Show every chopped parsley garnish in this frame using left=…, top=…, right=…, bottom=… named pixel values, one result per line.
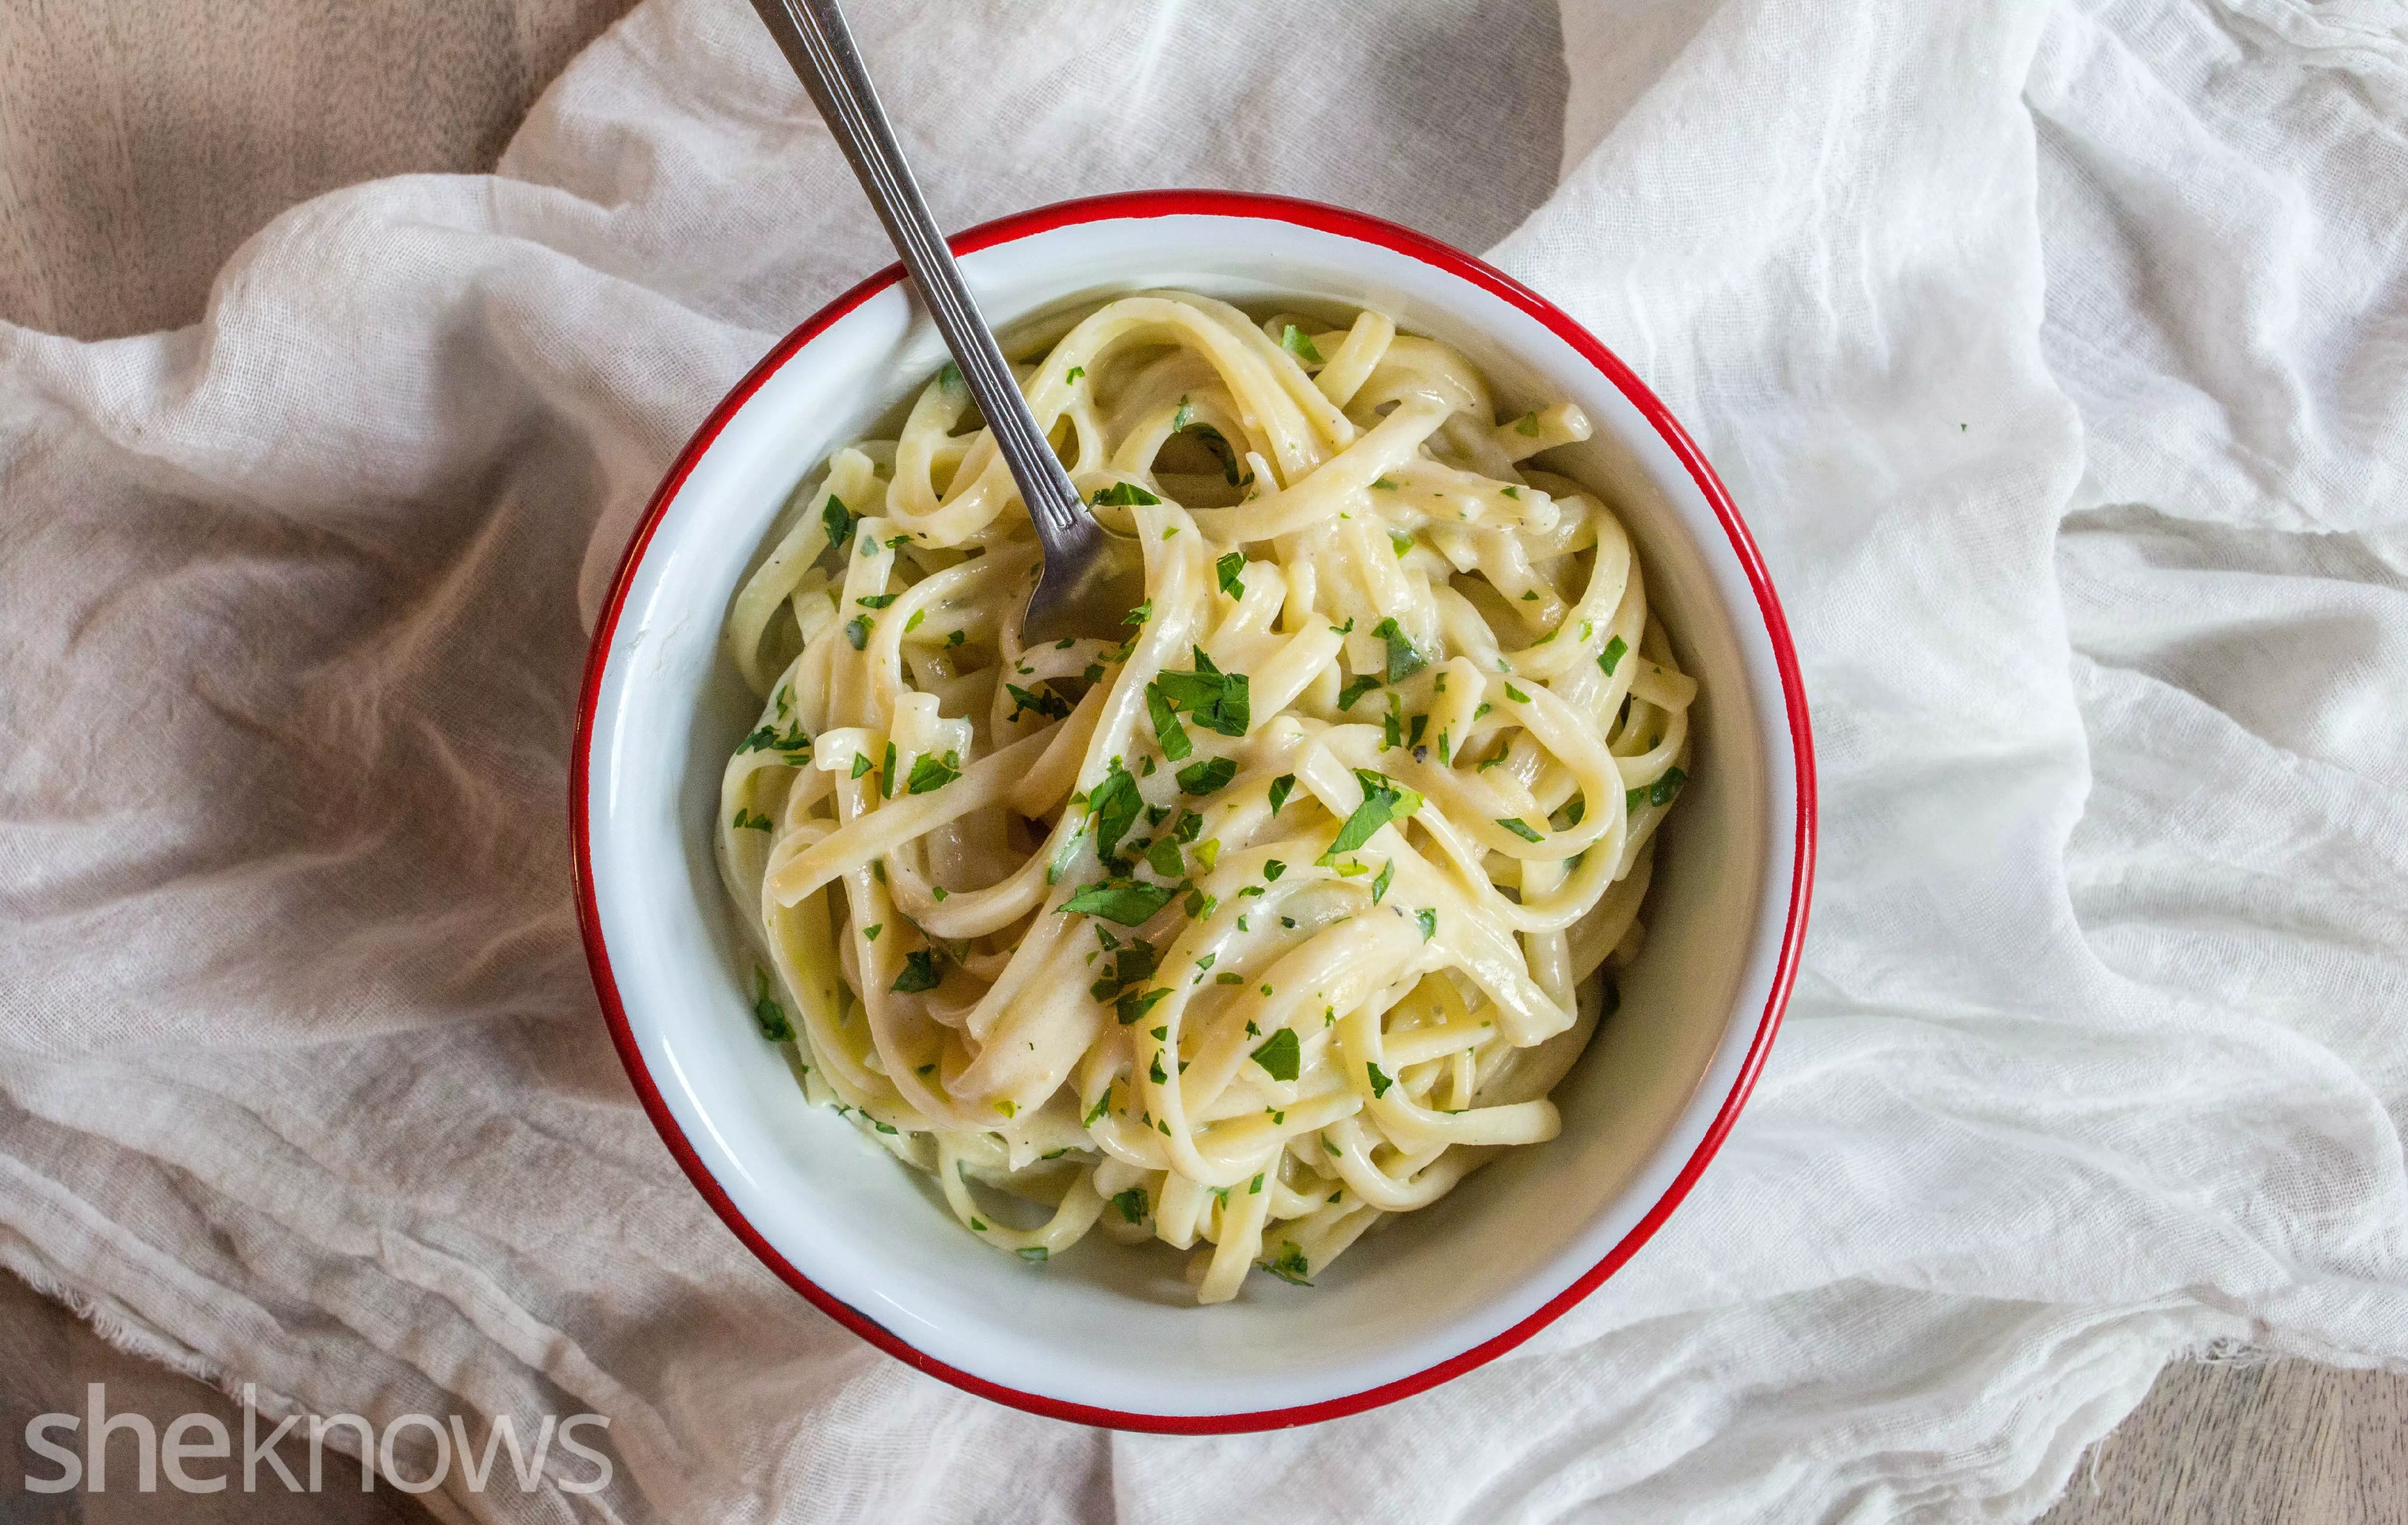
left=1599, top=635, right=1628, bottom=676
left=740, top=721, right=811, bottom=757
left=1415, top=908, right=1438, bottom=940
left=1148, top=1052, right=1168, bottom=1084
left=1321, top=768, right=1423, bottom=862
left=1117, top=986, right=1170, bottom=1025
left=1388, top=528, right=1414, bottom=559
left=1006, top=682, right=1073, bottom=723
left=1017, top=1246, right=1048, bottom=1263
left=1066, top=366, right=1086, bottom=383
left=1144, top=837, right=1185, bottom=879
left=1263, top=860, right=1286, bottom=882
left=864, top=924, right=883, bottom=940
left=1112, top=1187, right=1149, bottom=1224
left=1366, top=1062, right=1394, bottom=1099
left=1084, top=1090, right=1113, bottom=1126
left=1063, top=878, right=1180, bottom=926
left=904, top=608, right=925, bottom=634
left=1496, top=816, right=1544, bottom=842
left=1194, top=838, right=1220, bottom=871
left=1502, top=486, right=1522, bottom=500
left=1215, top=551, right=1246, bottom=600
left=1092, top=481, right=1161, bottom=507
left=1370, top=860, right=1394, bottom=904
left=850, top=753, right=873, bottom=780
left=1383, top=704, right=1402, bottom=750
left=1216, top=972, right=1244, bottom=986
left=1408, top=714, right=1428, bottom=748
left=1176, top=757, right=1237, bottom=796
left=1185, top=888, right=1218, bottom=919
left=821, top=495, right=857, bottom=552
left=937, top=361, right=961, bottom=390
left=1330, top=616, right=1355, bottom=636
left=751, top=968, right=793, bottom=1041
left=1263, top=1243, right=1313, bottom=1286
left=1172, top=396, right=1193, bottom=431
left=1172, top=809, right=1204, bottom=843
left=879, top=741, right=897, bottom=799
left=856, top=593, right=899, bottom=608
left=1628, top=766, right=1688, bottom=813
left=1503, top=682, right=1531, bottom=702
left=890, top=951, right=942, bottom=994
left=1124, top=600, right=1153, bottom=629
left=1280, top=324, right=1325, bottom=365
left=844, top=615, right=870, bottom=650
left=906, top=750, right=962, bottom=795
left=1517, top=411, right=1541, bottom=437
left=1371, top=476, right=1398, bottom=491
left=1370, top=618, right=1427, bottom=683
left=1046, top=816, right=1089, bottom=884
left=1250, top=1027, right=1300, bottom=1082
left=1267, top=774, right=1296, bottom=815
left=731, top=807, right=774, bottom=832
left=1145, top=682, right=1193, bottom=761
left=1087, top=757, right=1143, bottom=860
left=1152, top=647, right=1249, bottom=735
left=1520, top=589, right=1540, bottom=600
left=1336, top=675, right=1382, bottom=711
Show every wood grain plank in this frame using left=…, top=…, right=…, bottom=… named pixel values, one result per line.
left=0, top=0, right=636, bottom=337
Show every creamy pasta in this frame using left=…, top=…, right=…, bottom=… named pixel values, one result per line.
left=719, top=291, right=1696, bottom=1303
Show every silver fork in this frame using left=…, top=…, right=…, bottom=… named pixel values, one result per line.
left=746, top=0, right=1148, bottom=645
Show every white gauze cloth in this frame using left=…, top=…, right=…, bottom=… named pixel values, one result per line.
left=2, top=0, right=2405, bottom=1519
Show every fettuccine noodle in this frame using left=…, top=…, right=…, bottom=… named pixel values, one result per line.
left=719, top=292, right=1696, bottom=1303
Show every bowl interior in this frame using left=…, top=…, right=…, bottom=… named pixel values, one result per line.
left=582, top=205, right=1797, bottom=1422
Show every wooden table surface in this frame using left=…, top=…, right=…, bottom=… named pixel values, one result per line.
left=3, top=0, right=2403, bottom=1519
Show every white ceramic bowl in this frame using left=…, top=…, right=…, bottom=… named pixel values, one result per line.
left=574, top=192, right=1813, bottom=1432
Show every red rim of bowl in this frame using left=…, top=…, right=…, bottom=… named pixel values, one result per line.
left=571, top=189, right=1815, bottom=1434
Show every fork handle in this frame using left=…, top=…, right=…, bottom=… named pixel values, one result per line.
left=746, top=0, right=1094, bottom=555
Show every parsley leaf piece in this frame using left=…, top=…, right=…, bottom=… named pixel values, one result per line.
left=1176, top=757, right=1237, bottom=796
left=1064, top=879, right=1180, bottom=926
left=1195, top=837, right=1220, bottom=871
left=751, top=968, right=794, bottom=1041
left=1144, top=837, right=1185, bottom=880
left=1336, top=675, right=1382, bottom=711
left=937, top=361, right=962, bottom=391
left=906, top=750, right=962, bottom=795
left=1066, top=366, right=1086, bottom=383
left=1263, top=1243, right=1314, bottom=1286
left=904, top=608, right=926, bottom=634
left=1084, top=1090, right=1113, bottom=1126
left=1250, top=1027, right=1300, bottom=1082
left=1172, top=809, right=1204, bottom=844
left=821, top=495, right=857, bottom=552
left=1087, top=758, right=1143, bottom=861
left=1215, top=550, right=1246, bottom=599
left=1496, top=816, right=1545, bottom=842
left=1649, top=766, right=1687, bottom=808
left=1017, top=1246, right=1048, bottom=1264
left=856, top=593, right=899, bottom=608
left=1145, top=682, right=1193, bottom=761
left=1172, top=396, right=1193, bottom=431
left=1047, top=817, right=1088, bottom=885
left=849, top=753, right=872, bottom=780
left=1006, top=682, right=1072, bottom=723
left=1322, top=768, right=1424, bottom=861
left=1599, top=635, right=1629, bottom=676
left=1152, top=650, right=1250, bottom=735
left=1092, top=481, right=1161, bottom=507
left=1267, top=774, right=1296, bottom=815
left=1415, top=907, right=1438, bottom=940
left=1263, top=860, right=1286, bottom=882
left=879, top=741, right=897, bottom=799
left=1503, top=682, right=1532, bottom=703
left=1216, top=972, right=1244, bottom=985
left=1371, top=476, right=1399, bottom=491
left=731, top=807, right=774, bottom=832
left=1370, top=617, right=1428, bottom=683
left=1117, top=986, right=1170, bottom=1025
left=1388, top=528, right=1414, bottom=559
left=1185, top=888, right=1218, bottom=919
left=1370, top=859, right=1394, bottom=904
left=890, top=951, right=942, bottom=994
left=1112, top=1187, right=1149, bottom=1224
left=1366, top=1062, right=1394, bottom=1099
left=1517, top=411, right=1542, bottom=437
left=1280, top=324, right=1325, bottom=365
left=844, top=615, right=871, bottom=651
